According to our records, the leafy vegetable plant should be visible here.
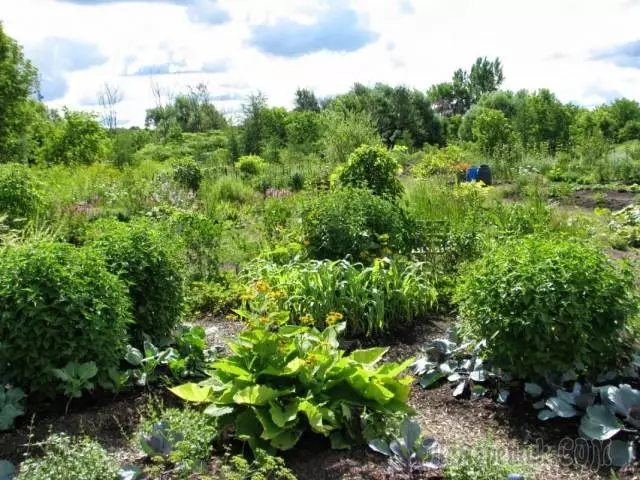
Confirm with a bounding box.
[52,361,98,413]
[0,386,24,431]
[170,310,415,454]
[368,417,441,475]
[0,460,15,480]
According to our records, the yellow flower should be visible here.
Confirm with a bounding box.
[259,315,269,324]
[299,314,315,326]
[254,281,271,293]
[325,311,344,326]
[225,313,239,321]
[268,290,287,298]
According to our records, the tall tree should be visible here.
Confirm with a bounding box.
[293,88,320,112]
[241,92,268,155]
[0,22,39,162]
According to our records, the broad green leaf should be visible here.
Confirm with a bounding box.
[0,404,23,430]
[169,383,212,403]
[271,428,303,450]
[603,385,640,417]
[254,407,286,440]
[580,405,623,440]
[204,405,235,417]
[77,362,98,381]
[299,400,330,435]
[607,440,635,467]
[125,346,143,366]
[233,385,292,406]
[349,347,389,366]
[369,438,392,456]
[212,361,252,379]
[524,382,543,397]
[545,397,578,418]
[419,370,444,389]
[235,408,262,439]
[283,358,306,374]
[400,418,421,450]
[537,409,557,421]
[376,357,414,377]
[0,460,15,478]
[270,400,299,428]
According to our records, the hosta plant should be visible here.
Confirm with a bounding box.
[368,417,442,475]
[170,310,415,454]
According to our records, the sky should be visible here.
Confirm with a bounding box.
[1,0,639,127]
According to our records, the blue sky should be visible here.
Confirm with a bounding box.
[2,0,639,126]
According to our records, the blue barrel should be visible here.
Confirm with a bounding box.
[466,166,479,182]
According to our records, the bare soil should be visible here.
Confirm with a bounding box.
[571,189,635,211]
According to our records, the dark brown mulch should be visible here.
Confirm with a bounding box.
[572,189,635,211]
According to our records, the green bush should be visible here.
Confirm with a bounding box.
[137,406,217,472]
[85,218,184,343]
[170,313,415,455]
[0,164,44,223]
[236,155,265,176]
[200,176,255,205]
[0,242,131,397]
[444,437,530,480]
[17,433,119,480]
[331,144,403,199]
[455,236,638,379]
[172,157,203,191]
[248,258,438,336]
[302,187,415,260]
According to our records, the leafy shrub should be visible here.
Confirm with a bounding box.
[184,279,246,317]
[236,155,265,176]
[85,218,183,343]
[0,164,44,223]
[220,449,297,480]
[331,144,403,199]
[289,172,304,192]
[247,258,438,336]
[0,242,130,397]
[455,236,638,379]
[444,437,529,480]
[200,176,255,205]
[17,433,119,480]
[172,157,203,191]
[171,313,415,454]
[137,406,217,473]
[302,187,415,261]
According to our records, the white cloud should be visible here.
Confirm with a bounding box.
[1,0,639,126]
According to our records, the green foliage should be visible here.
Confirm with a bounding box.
[444,437,529,480]
[331,144,403,199]
[455,236,638,379]
[184,279,245,316]
[248,258,438,336]
[321,109,382,164]
[200,176,256,206]
[17,433,119,480]
[52,361,98,401]
[170,313,415,454]
[0,24,39,163]
[221,449,297,480]
[412,145,472,177]
[0,386,24,431]
[42,108,109,165]
[0,164,44,224]
[472,108,513,156]
[302,187,415,261]
[172,157,203,191]
[137,406,217,473]
[0,241,131,397]
[85,218,184,343]
[237,155,266,176]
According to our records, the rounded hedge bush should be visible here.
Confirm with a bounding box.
[172,157,204,191]
[455,236,638,379]
[302,187,415,261]
[0,242,131,397]
[236,155,265,176]
[0,164,44,223]
[331,144,403,199]
[85,218,184,343]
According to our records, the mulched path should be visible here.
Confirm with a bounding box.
[1,316,636,479]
